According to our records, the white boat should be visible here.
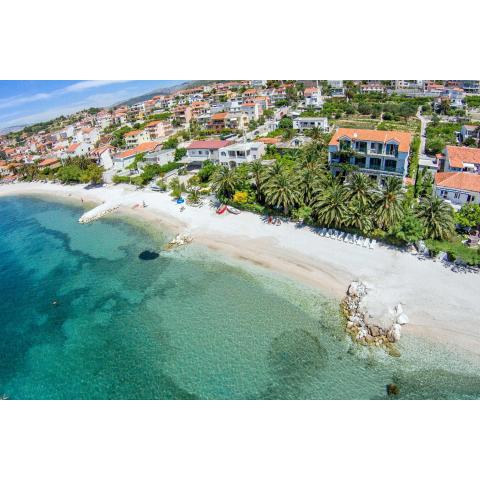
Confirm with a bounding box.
[226,206,241,215]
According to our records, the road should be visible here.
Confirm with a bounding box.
[416,107,429,155]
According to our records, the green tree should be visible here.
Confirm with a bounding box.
[263,167,301,215]
[198,160,217,183]
[174,147,187,162]
[375,176,404,230]
[416,195,455,240]
[345,172,375,208]
[279,117,293,129]
[390,211,424,243]
[346,198,373,233]
[211,166,239,199]
[248,159,266,200]
[455,203,480,230]
[313,181,349,228]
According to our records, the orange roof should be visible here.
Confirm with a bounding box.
[243,89,257,95]
[304,87,319,95]
[0,160,7,167]
[124,129,145,137]
[446,145,480,169]
[115,142,160,159]
[212,112,228,120]
[329,128,412,153]
[67,143,80,153]
[258,137,280,145]
[190,101,208,108]
[242,102,256,107]
[38,158,60,167]
[435,172,480,193]
[146,120,161,127]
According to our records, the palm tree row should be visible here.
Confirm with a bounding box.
[210,142,455,241]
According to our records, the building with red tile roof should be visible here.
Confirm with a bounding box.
[328,127,413,181]
[38,157,62,170]
[444,145,480,172]
[435,171,480,207]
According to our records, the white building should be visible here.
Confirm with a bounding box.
[184,140,235,166]
[328,80,345,97]
[435,172,480,207]
[241,102,262,121]
[304,86,323,109]
[64,142,91,158]
[143,149,176,166]
[90,146,115,170]
[218,142,266,167]
[124,130,151,149]
[293,117,329,132]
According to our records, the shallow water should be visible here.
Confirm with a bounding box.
[0,195,479,400]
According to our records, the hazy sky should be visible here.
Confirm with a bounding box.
[0,80,183,129]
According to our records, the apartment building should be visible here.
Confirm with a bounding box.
[124,129,151,149]
[241,102,262,121]
[218,142,266,167]
[184,140,234,166]
[328,128,412,182]
[145,120,173,140]
[293,117,329,132]
[304,86,323,108]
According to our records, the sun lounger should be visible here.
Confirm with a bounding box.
[328,229,335,238]
[344,234,351,243]
[351,234,358,244]
[337,232,345,241]
[362,238,370,248]
[369,239,377,249]
[356,236,364,246]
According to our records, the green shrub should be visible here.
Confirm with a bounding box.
[112,175,130,184]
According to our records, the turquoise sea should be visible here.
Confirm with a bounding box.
[1,195,479,400]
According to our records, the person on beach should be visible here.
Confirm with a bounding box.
[81,197,83,204]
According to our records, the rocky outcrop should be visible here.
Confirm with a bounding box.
[341,281,408,356]
[165,233,193,249]
[79,202,120,223]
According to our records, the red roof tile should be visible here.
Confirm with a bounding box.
[329,128,412,153]
[187,140,233,150]
[446,145,480,169]
[435,172,480,193]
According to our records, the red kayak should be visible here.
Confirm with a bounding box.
[216,205,227,214]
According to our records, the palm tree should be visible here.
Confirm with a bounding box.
[313,181,349,228]
[211,166,238,200]
[346,198,373,233]
[416,195,455,240]
[375,176,404,230]
[263,168,301,215]
[298,140,327,170]
[248,159,265,199]
[345,172,375,208]
[296,166,324,206]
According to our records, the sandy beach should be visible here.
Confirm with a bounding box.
[2,181,480,357]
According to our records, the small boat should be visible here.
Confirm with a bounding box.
[176,197,185,204]
[216,205,227,214]
[226,206,240,215]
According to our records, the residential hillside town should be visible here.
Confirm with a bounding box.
[2,79,480,264]
[2,80,480,200]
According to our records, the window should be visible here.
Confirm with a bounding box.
[385,159,397,172]
[385,143,399,157]
[454,192,461,199]
[369,158,381,170]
